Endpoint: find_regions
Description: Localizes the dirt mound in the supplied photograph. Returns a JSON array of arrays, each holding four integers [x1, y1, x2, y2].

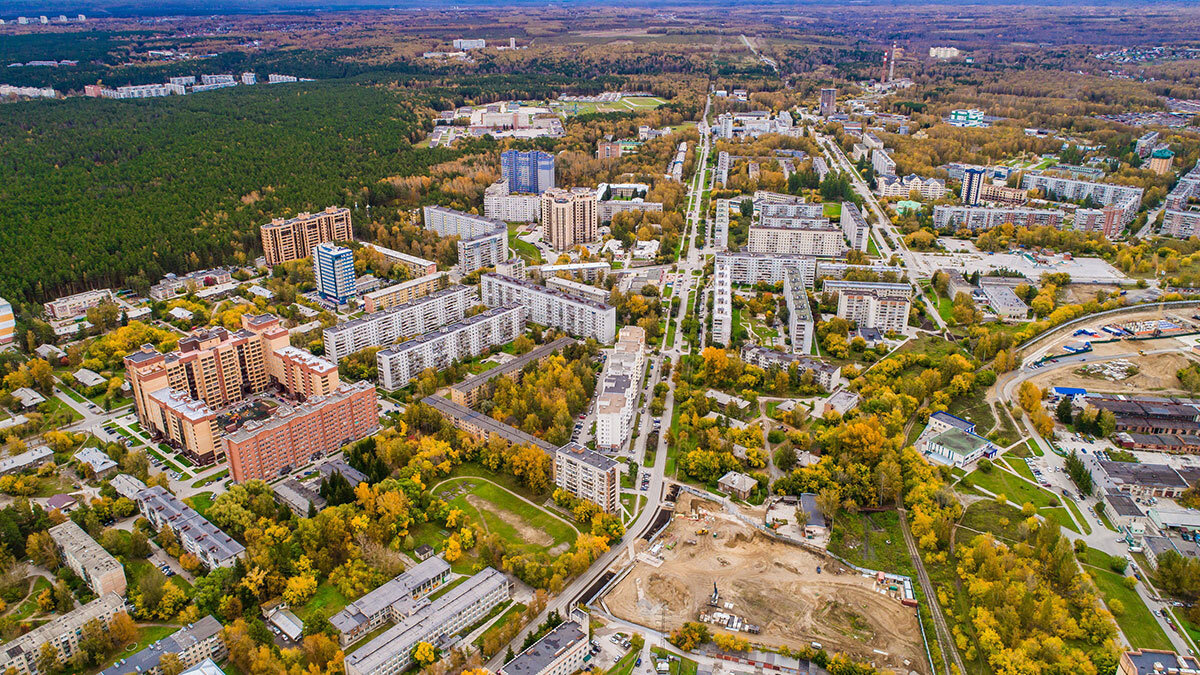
[[724, 530, 754, 547]]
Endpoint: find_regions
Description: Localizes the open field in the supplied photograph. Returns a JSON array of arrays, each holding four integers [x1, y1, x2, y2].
[[435, 477, 578, 556], [603, 494, 927, 674]]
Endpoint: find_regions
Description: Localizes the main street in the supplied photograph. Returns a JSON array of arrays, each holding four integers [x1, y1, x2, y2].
[[486, 95, 712, 671]]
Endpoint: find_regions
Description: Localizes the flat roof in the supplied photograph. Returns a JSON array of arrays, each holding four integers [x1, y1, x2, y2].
[[483, 273, 614, 312], [557, 442, 617, 471], [451, 337, 575, 394], [500, 621, 587, 675], [928, 428, 990, 455], [422, 395, 557, 454], [1098, 461, 1188, 489], [1106, 493, 1144, 518]]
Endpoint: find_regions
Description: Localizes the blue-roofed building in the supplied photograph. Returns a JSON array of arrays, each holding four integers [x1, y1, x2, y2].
[[1052, 386, 1087, 399], [920, 411, 996, 468], [927, 411, 976, 435]]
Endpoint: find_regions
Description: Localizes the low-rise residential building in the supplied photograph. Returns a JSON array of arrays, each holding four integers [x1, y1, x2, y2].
[[377, 306, 526, 390], [877, 174, 948, 200], [344, 568, 510, 675], [421, 395, 557, 453], [0, 593, 126, 675], [480, 273, 616, 343], [499, 621, 589, 675], [783, 267, 814, 354], [331, 556, 452, 646], [980, 281, 1030, 321], [273, 478, 326, 516], [149, 268, 234, 301], [97, 616, 226, 675], [717, 471, 757, 500], [135, 485, 245, 569], [449, 337, 576, 407], [823, 280, 912, 333], [363, 272, 447, 313], [555, 443, 619, 513], [49, 519, 126, 597], [323, 285, 474, 362], [44, 288, 113, 319], [739, 345, 840, 390], [74, 446, 118, 478], [224, 381, 379, 482], [110, 473, 146, 500]]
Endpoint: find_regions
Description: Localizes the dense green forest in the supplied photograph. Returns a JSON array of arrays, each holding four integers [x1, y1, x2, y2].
[[0, 81, 445, 304]]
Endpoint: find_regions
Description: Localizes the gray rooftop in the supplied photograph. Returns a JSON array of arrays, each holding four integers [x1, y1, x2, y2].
[[137, 486, 245, 563], [1121, 648, 1200, 674], [1106, 493, 1144, 518], [483, 273, 614, 311], [557, 442, 617, 472], [324, 285, 473, 337], [330, 556, 451, 635], [1099, 461, 1188, 490], [377, 306, 523, 357], [422, 395, 557, 454], [500, 621, 587, 675], [451, 337, 576, 395]]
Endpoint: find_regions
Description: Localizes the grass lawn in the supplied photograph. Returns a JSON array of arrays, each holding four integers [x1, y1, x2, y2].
[[191, 468, 229, 488], [967, 466, 1083, 534], [185, 492, 214, 518], [1063, 498, 1092, 535], [39, 395, 82, 422], [10, 577, 53, 621], [474, 602, 527, 649], [822, 202, 842, 219], [297, 582, 349, 623], [508, 224, 543, 264], [438, 478, 578, 554], [1169, 607, 1200, 651], [345, 623, 392, 655], [959, 501, 1026, 543], [651, 647, 699, 675], [867, 234, 881, 258], [1085, 564, 1173, 651], [1025, 438, 1044, 457], [1003, 455, 1035, 481], [828, 511, 915, 576], [608, 648, 640, 675]]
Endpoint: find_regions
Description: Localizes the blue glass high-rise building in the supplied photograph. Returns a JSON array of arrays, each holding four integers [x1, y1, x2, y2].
[[501, 150, 555, 194], [313, 242, 357, 305]]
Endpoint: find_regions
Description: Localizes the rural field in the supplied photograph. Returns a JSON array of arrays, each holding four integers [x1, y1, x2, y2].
[[603, 494, 927, 674]]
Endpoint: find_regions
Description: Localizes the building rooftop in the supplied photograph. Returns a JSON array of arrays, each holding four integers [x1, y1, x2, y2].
[[326, 285, 473, 338], [148, 387, 218, 422], [49, 519, 123, 579], [1121, 648, 1200, 674], [1098, 461, 1188, 490], [501, 621, 587, 675], [928, 428, 991, 456], [1107, 493, 1145, 518], [5, 593, 125, 664], [224, 381, 375, 444], [557, 442, 617, 471], [451, 337, 576, 395], [137, 485, 245, 563], [110, 473, 147, 500], [718, 471, 757, 493], [378, 306, 523, 357], [330, 555, 451, 634], [930, 411, 974, 432], [483, 273, 614, 312], [422, 395, 557, 454], [318, 458, 368, 488], [74, 446, 118, 474]]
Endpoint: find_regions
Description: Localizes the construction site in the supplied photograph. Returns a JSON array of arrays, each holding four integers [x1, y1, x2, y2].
[[600, 493, 928, 675]]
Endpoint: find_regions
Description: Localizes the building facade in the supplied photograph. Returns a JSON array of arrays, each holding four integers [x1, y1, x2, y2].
[[501, 150, 555, 194], [324, 285, 474, 362], [712, 263, 733, 346], [594, 327, 646, 453], [49, 519, 126, 597], [480, 273, 616, 343], [555, 443, 620, 513], [331, 556, 452, 646], [0, 593, 126, 675], [484, 180, 541, 222], [314, 242, 358, 305], [541, 188, 598, 251], [823, 280, 912, 333], [136, 486, 244, 568], [376, 306, 526, 390], [44, 288, 113, 319], [363, 272, 447, 312], [261, 207, 353, 266], [932, 205, 1065, 232], [458, 228, 509, 274], [748, 222, 846, 257], [783, 267, 814, 354], [839, 202, 870, 252]]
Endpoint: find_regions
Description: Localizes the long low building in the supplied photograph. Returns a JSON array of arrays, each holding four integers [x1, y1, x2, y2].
[[0, 593, 126, 675], [331, 556, 452, 646], [377, 305, 526, 390], [423, 395, 557, 453], [480, 273, 616, 343], [344, 567, 510, 675], [449, 337, 576, 407], [323, 285, 475, 362], [740, 345, 839, 390], [1096, 459, 1190, 499], [716, 252, 816, 286], [933, 205, 1065, 232], [361, 242, 438, 277], [49, 519, 126, 597], [136, 485, 245, 569]]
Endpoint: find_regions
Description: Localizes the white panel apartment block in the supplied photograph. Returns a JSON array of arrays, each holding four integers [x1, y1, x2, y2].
[[480, 273, 616, 343], [376, 305, 525, 390], [323, 285, 475, 362]]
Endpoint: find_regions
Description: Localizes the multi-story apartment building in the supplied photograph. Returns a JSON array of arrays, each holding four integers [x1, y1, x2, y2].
[[331, 556, 452, 646], [49, 520, 126, 597], [815, 261, 905, 283], [716, 252, 816, 286], [363, 272, 447, 312], [711, 262, 733, 346], [260, 207, 353, 266], [449, 337, 576, 407], [715, 151, 730, 187], [783, 267, 814, 354], [819, 87, 837, 116], [760, 203, 825, 221], [545, 276, 610, 303], [1161, 160, 1200, 239], [224, 381, 379, 482], [323, 285, 474, 362], [535, 262, 610, 282], [484, 180, 541, 222], [961, 167, 986, 206], [344, 568, 510, 675], [554, 442, 619, 513], [44, 288, 113, 319], [0, 297, 12, 345], [360, 242, 437, 277], [979, 182, 1029, 206], [459, 228, 509, 274], [594, 326, 646, 453], [453, 38, 486, 50], [376, 306, 526, 390], [501, 150, 555, 194], [1135, 131, 1161, 158], [422, 206, 504, 239], [480, 273, 616, 343], [839, 202, 870, 252], [1074, 206, 1125, 238], [823, 280, 912, 333], [500, 621, 590, 675], [0, 593, 125, 675], [97, 616, 226, 675], [314, 242, 358, 305], [136, 486, 244, 568], [541, 188, 598, 251], [740, 345, 840, 390], [149, 268, 234, 301], [933, 205, 1065, 232], [748, 222, 846, 257], [1021, 173, 1143, 225], [871, 148, 896, 178], [877, 174, 947, 200]]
